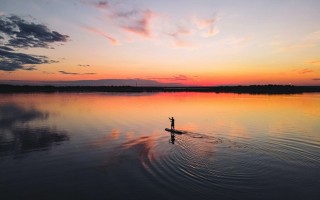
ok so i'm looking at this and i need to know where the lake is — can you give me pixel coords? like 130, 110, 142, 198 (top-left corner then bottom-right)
0, 92, 320, 200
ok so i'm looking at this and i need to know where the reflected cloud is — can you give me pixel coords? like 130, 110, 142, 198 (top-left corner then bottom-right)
0, 103, 48, 129
0, 127, 69, 156
0, 102, 69, 157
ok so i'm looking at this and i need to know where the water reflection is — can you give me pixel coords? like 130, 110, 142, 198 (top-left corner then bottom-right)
0, 103, 48, 129
169, 132, 175, 144
0, 103, 68, 157
0, 93, 319, 200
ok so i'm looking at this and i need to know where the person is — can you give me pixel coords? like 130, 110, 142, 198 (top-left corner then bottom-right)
169, 117, 175, 130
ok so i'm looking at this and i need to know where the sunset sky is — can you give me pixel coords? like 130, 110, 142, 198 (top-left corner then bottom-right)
1, 0, 320, 86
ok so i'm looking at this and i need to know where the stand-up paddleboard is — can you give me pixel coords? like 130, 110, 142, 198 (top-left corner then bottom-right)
165, 128, 184, 134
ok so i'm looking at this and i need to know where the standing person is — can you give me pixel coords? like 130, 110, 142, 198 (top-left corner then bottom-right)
169, 117, 175, 130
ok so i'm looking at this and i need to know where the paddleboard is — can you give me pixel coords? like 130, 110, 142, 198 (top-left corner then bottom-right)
165, 128, 184, 134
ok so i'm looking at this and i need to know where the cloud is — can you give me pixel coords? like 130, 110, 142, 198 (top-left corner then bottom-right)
0, 14, 69, 71
120, 10, 155, 37
113, 10, 139, 18
0, 47, 52, 71
0, 103, 68, 155
0, 103, 48, 128
224, 36, 251, 48
82, 25, 118, 45
88, 2, 219, 49
150, 74, 189, 81
0, 15, 69, 48
59, 71, 79, 75
202, 27, 219, 38
173, 39, 196, 48
0, 46, 14, 51
168, 25, 193, 38
58, 70, 96, 75
24, 66, 37, 71
167, 25, 196, 49
93, 1, 109, 9
312, 78, 320, 81
194, 17, 215, 29
78, 64, 91, 67
306, 60, 320, 66
193, 15, 219, 38
88, 2, 156, 38
297, 68, 314, 74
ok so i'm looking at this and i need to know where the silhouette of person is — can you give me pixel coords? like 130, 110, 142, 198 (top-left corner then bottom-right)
169, 117, 175, 130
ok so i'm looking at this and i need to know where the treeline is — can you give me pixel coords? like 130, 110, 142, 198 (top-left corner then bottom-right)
0, 84, 320, 94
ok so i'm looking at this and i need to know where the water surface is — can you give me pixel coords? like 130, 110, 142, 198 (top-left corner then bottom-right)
1, 92, 320, 199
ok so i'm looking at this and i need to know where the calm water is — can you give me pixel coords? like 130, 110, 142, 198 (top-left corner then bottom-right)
0, 92, 320, 200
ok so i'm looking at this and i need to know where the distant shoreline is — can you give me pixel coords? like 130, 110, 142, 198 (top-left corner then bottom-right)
1, 84, 320, 94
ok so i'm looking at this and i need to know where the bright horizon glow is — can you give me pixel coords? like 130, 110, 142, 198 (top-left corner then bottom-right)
0, 0, 320, 86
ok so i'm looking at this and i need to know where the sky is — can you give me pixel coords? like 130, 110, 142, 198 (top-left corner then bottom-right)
0, 0, 320, 86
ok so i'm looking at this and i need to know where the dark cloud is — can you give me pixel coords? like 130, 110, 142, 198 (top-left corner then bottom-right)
58, 70, 96, 75
94, 1, 109, 9
0, 15, 69, 48
78, 64, 90, 67
312, 78, 320, 81
113, 10, 138, 18
0, 15, 69, 71
0, 46, 14, 51
0, 48, 49, 64
24, 66, 37, 70
0, 47, 52, 71
59, 70, 79, 75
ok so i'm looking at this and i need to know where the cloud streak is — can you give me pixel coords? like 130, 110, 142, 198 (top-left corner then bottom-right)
78, 64, 90, 67
150, 74, 189, 81
87, 2, 220, 49
294, 68, 314, 74
58, 71, 96, 75
82, 25, 118, 45
306, 60, 320, 66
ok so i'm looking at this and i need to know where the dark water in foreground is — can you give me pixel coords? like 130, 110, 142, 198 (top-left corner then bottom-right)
0, 92, 320, 200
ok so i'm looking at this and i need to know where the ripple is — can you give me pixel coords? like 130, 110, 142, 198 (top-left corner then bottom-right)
133, 128, 320, 199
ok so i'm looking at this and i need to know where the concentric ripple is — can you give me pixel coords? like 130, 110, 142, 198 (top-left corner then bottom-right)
135, 129, 320, 200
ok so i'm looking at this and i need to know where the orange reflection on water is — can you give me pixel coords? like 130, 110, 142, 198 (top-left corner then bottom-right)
2, 92, 320, 142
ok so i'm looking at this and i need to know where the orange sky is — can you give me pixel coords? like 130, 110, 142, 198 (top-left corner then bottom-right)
1, 0, 320, 86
